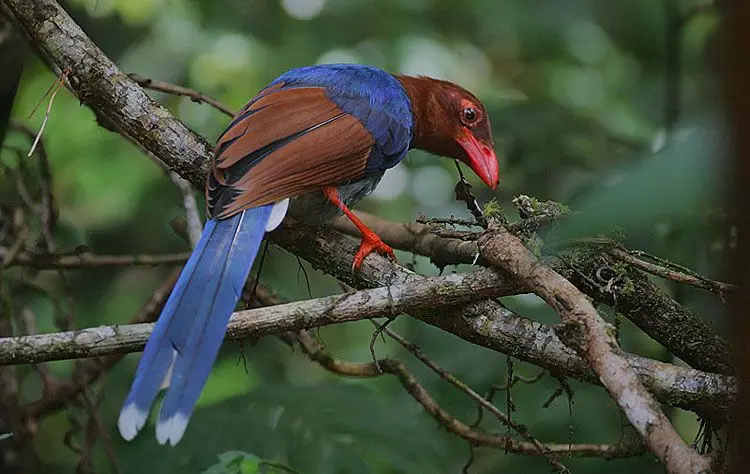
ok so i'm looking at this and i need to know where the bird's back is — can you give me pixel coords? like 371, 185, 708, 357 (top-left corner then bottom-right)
270, 64, 414, 172
208, 64, 414, 219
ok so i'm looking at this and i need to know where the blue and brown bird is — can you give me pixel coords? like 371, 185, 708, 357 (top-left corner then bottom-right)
118, 64, 499, 445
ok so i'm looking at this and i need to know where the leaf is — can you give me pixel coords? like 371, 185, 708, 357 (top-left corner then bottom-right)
201, 451, 261, 474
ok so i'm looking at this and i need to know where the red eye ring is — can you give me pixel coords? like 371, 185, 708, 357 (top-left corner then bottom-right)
459, 99, 480, 127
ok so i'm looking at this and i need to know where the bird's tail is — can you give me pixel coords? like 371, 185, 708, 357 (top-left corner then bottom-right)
118, 201, 287, 446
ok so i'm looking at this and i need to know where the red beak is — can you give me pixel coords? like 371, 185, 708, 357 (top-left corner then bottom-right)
456, 128, 499, 189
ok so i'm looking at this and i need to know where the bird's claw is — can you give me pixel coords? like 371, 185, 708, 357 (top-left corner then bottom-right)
352, 231, 396, 273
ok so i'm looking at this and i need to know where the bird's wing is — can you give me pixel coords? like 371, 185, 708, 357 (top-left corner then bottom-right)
207, 84, 379, 218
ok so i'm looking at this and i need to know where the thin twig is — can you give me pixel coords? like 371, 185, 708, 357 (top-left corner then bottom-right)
128, 73, 235, 117
11, 122, 58, 248
379, 325, 569, 471
27, 68, 69, 157
2, 221, 28, 267
608, 247, 737, 295
168, 171, 202, 248
10, 251, 190, 269
296, 331, 640, 460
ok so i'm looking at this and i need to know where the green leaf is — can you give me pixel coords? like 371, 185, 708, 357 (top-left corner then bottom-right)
202, 451, 261, 474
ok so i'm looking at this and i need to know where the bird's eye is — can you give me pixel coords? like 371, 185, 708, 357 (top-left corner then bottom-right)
461, 107, 478, 125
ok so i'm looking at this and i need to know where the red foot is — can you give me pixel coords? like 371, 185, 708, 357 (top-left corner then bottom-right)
354, 229, 396, 270
323, 186, 397, 271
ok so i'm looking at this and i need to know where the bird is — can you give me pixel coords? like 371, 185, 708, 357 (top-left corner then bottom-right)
118, 63, 498, 446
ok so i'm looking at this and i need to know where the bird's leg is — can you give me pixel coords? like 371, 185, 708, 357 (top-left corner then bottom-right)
323, 187, 396, 271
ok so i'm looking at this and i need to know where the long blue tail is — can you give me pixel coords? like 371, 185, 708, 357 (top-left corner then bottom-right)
118, 206, 273, 446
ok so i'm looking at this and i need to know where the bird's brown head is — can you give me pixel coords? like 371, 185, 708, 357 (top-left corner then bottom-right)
397, 75, 498, 189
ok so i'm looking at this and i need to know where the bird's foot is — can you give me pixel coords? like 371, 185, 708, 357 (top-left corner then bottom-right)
353, 229, 396, 271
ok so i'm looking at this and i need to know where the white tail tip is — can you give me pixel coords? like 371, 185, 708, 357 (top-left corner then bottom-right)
155, 413, 189, 446
118, 403, 148, 441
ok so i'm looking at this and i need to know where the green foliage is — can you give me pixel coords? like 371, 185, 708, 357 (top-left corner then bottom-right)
201, 451, 297, 474
202, 451, 262, 474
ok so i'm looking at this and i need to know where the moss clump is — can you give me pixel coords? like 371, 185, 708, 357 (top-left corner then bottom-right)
513, 194, 571, 219
483, 199, 503, 219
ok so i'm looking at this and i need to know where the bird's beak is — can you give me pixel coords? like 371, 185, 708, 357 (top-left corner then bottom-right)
456, 128, 499, 189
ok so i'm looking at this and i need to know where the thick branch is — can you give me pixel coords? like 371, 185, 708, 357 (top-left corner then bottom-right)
0, 226, 735, 423
272, 218, 735, 423
477, 225, 710, 473
2, 0, 212, 189
0, 270, 513, 364
334, 211, 733, 375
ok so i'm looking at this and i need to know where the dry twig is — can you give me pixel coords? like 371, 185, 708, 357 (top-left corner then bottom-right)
128, 73, 235, 117
26, 68, 68, 157
10, 251, 190, 269
296, 331, 641, 462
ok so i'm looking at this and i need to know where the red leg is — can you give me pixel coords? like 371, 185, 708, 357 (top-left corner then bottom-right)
323, 187, 396, 270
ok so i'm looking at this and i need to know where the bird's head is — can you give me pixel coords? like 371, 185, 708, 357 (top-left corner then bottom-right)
397, 75, 499, 189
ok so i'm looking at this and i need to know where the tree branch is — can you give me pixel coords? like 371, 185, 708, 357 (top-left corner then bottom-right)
2, 0, 212, 189
0, 233, 736, 423
0, 270, 514, 364
477, 224, 711, 472
333, 211, 734, 375
10, 251, 189, 269
21, 269, 179, 418
128, 73, 235, 117
296, 331, 645, 461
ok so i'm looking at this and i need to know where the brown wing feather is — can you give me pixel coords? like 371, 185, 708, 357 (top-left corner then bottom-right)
215, 87, 343, 168
208, 87, 376, 219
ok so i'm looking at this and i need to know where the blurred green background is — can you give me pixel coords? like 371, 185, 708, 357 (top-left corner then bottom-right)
3, 0, 728, 472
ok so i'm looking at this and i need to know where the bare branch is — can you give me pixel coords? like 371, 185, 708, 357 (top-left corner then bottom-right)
10, 251, 189, 269
10, 121, 58, 243
608, 246, 736, 295
0, 2, 731, 468
2, 0, 213, 189
378, 325, 569, 470
167, 171, 202, 248
296, 331, 643, 461
128, 73, 235, 117
0, 245, 734, 423
21, 269, 179, 418
476, 223, 711, 473
333, 211, 734, 375
0, 270, 513, 365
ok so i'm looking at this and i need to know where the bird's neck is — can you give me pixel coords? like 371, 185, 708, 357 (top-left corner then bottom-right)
395, 75, 457, 157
